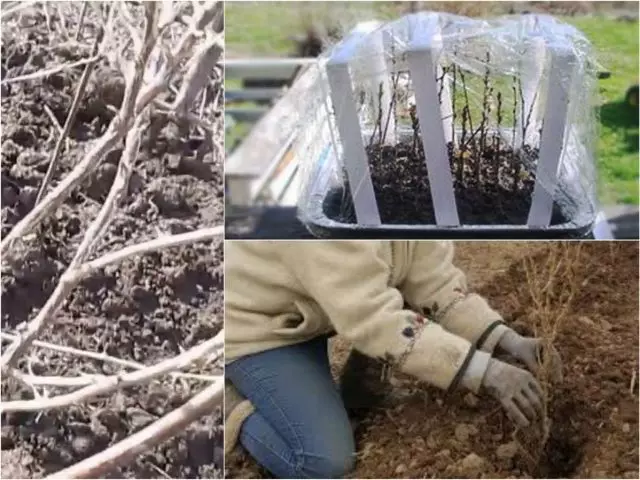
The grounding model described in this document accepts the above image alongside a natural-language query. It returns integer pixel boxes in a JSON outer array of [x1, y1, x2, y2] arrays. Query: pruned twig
[[368, 82, 384, 147], [382, 72, 401, 144], [451, 62, 457, 147], [458, 68, 473, 135], [512, 76, 519, 191], [479, 51, 491, 166], [495, 91, 503, 184]]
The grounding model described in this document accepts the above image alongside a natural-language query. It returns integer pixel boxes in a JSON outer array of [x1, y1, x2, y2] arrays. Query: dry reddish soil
[[227, 242, 639, 479], [1, 7, 224, 479]]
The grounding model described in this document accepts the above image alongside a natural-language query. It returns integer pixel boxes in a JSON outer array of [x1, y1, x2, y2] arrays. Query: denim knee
[[297, 448, 356, 479]]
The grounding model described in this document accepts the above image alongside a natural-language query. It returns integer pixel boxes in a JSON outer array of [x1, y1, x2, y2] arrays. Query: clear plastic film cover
[[295, 13, 599, 235]]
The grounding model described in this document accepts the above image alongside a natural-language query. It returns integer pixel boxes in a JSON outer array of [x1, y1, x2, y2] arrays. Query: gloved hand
[[498, 329, 563, 383], [481, 357, 544, 428]]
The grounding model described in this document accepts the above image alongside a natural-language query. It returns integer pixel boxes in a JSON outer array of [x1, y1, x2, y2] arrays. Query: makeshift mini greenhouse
[[296, 13, 599, 238]]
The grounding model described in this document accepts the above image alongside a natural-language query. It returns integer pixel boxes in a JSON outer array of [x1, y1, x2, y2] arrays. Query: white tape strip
[[326, 61, 381, 226], [527, 46, 576, 227], [407, 20, 459, 227]]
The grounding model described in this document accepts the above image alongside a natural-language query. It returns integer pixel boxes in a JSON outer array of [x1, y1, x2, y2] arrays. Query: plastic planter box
[[295, 13, 599, 239]]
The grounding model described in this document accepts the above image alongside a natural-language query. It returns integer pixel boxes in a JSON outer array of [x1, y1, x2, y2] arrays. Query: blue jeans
[[226, 336, 356, 478]]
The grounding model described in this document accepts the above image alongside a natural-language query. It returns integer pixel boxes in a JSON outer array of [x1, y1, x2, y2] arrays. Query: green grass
[[226, 2, 639, 204], [225, 2, 403, 56], [570, 17, 639, 204]]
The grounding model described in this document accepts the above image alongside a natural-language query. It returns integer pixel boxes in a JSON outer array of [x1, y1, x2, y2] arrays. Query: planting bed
[[1, 7, 224, 479], [226, 242, 639, 479]]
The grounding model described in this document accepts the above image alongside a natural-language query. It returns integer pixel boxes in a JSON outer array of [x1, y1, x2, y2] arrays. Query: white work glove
[[498, 329, 563, 383], [460, 352, 544, 428], [482, 358, 544, 427]]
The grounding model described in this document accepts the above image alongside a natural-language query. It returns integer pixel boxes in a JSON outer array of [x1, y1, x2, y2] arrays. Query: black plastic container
[[300, 183, 597, 239]]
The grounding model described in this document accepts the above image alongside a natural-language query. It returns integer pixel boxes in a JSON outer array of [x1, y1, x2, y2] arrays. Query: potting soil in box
[[326, 141, 569, 226]]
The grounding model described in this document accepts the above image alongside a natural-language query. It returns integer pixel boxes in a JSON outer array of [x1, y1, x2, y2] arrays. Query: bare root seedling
[[516, 243, 584, 473]]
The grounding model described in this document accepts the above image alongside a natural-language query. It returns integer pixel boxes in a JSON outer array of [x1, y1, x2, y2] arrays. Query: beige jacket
[[225, 241, 508, 392]]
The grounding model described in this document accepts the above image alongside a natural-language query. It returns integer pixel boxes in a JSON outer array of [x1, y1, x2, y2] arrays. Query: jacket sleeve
[[399, 241, 509, 354], [282, 241, 489, 392]]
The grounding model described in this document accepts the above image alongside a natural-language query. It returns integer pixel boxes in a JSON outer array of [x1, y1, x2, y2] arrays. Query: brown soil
[[226, 242, 639, 479], [1, 7, 223, 479]]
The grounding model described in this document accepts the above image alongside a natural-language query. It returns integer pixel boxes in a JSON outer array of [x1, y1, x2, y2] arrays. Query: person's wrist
[[479, 322, 510, 353], [497, 328, 523, 355], [459, 350, 492, 394]]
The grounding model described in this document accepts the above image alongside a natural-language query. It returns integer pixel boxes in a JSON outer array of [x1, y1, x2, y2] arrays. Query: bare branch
[[83, 225, 223, 274], [1, 3, 160, 258], [1, 116, 147, 369], [0, 55, 102, 85], [75, 1, 88, 40], [42, 104, 64, 135], [41, 2, 53, 34], [1, 331, 223, 413], [155, 99, 215, 131], [0, 332, 220, 383], [46, 378, 224, 479], [9, 361, 221, 388], [36, 29, 104, 205], [0, 1, 38, 19], [172, 35, 223, 115], [56, 3, 70, 40], [118, 2, 160, 122], [9, 369, 111, 388], [192, 1, 223, 31]]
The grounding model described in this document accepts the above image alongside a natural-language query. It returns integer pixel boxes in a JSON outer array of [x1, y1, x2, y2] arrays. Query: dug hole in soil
[[227, 242, 639, 479], [1, 7, 224, 479]]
